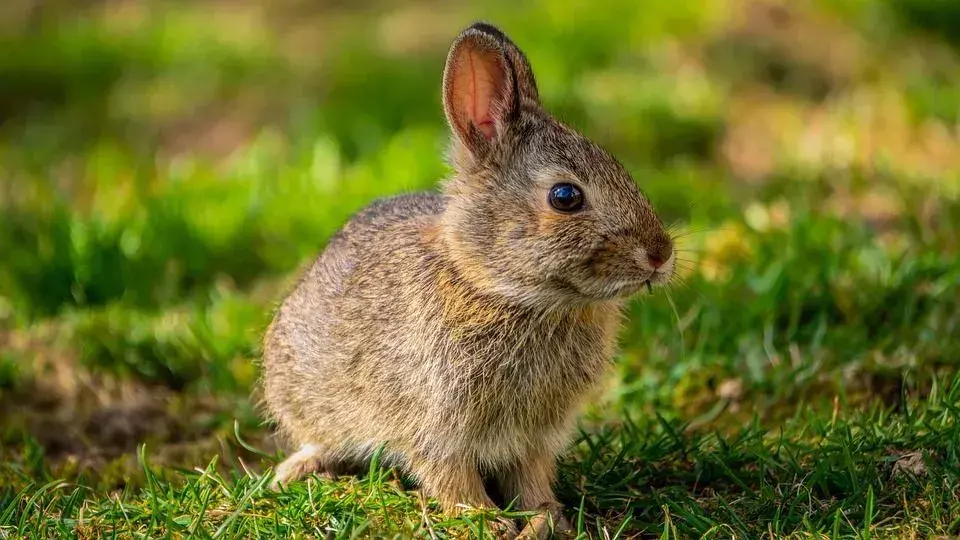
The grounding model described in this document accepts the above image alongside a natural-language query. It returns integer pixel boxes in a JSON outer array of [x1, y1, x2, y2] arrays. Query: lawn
[[1, 0, 959, 537]]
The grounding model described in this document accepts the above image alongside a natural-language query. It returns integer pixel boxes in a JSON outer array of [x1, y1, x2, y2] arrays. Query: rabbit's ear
[[443, 23, 539, 160]]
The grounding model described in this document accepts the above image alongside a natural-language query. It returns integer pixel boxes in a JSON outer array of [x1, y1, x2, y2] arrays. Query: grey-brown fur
[[261, 22, 675, 537]]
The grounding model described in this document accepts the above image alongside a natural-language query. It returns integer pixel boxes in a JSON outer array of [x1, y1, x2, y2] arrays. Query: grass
[[1, 0, 959, 537]]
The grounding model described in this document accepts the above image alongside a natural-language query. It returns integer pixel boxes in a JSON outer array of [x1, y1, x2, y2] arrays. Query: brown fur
[[261, 22, 675, 536]]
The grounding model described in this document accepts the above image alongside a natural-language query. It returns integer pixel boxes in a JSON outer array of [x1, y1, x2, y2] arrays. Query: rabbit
[[261, 22, 675, 538]]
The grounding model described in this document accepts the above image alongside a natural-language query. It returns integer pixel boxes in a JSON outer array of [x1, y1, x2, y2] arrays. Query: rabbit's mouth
[[646, 257, 675, 286], [596, 279, 656, 299], [638, 268, 673, 295], [568, 268, 673, 300], [648, 269, 673, 285]]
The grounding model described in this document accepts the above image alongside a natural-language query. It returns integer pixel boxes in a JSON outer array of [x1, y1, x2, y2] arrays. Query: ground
[[1, 0, 959, 537]]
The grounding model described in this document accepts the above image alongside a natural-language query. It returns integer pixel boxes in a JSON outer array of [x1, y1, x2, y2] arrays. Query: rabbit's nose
[[644, 241, 673, 271]]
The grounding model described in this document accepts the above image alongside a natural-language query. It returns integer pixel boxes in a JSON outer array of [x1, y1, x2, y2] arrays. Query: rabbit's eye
[[548, 183, 584, 212]]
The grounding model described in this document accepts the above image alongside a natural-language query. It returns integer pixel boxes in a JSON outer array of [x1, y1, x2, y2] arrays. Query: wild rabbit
[[262, 22, 675, 537]]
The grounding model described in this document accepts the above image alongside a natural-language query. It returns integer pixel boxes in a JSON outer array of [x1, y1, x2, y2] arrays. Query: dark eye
[[548, 183, 584, 212]]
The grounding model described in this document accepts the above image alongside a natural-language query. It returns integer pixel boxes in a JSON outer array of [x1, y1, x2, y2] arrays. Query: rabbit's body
[[264, 192, 620, 469], [262, 22, 675, 537]]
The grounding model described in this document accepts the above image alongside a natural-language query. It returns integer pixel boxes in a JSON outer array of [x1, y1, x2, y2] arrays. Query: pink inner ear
[[456, 49, 502, 139]]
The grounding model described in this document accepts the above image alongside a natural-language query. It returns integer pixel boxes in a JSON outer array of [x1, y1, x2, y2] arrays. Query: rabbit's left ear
[[442, 22, 540, 160]]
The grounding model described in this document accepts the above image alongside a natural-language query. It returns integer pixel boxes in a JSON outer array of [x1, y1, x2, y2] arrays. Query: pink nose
[[648, 254, 665, 269]]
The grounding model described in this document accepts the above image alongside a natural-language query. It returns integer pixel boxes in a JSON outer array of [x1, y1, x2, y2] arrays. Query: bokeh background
[[1, 0, 959, 536]]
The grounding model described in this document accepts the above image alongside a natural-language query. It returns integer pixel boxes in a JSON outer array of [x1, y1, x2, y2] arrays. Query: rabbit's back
[[262, 193, 445, 448], [301, 192, 445, 299]]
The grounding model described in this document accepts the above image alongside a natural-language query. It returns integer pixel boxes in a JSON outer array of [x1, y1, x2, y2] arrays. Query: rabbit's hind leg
[[270, 443, 337, 489], [496, 451, 573, 539]]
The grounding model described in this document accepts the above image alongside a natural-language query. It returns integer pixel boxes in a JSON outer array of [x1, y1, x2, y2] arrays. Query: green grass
[[2, 0, 960, 537]]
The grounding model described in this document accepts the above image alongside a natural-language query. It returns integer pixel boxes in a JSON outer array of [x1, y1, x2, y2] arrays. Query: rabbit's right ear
[[443, 23, 540, 162]]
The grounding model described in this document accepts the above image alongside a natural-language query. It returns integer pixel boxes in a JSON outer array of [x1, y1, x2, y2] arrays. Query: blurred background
[[1, 0, 959, 535]]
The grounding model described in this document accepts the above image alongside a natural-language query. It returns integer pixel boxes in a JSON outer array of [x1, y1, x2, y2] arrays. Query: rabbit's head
[[439, 23, 675, 305]]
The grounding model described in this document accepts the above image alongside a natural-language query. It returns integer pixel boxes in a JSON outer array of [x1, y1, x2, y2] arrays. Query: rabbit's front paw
[[489, 516, 520, 539], [516, 503, 572, 539]]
